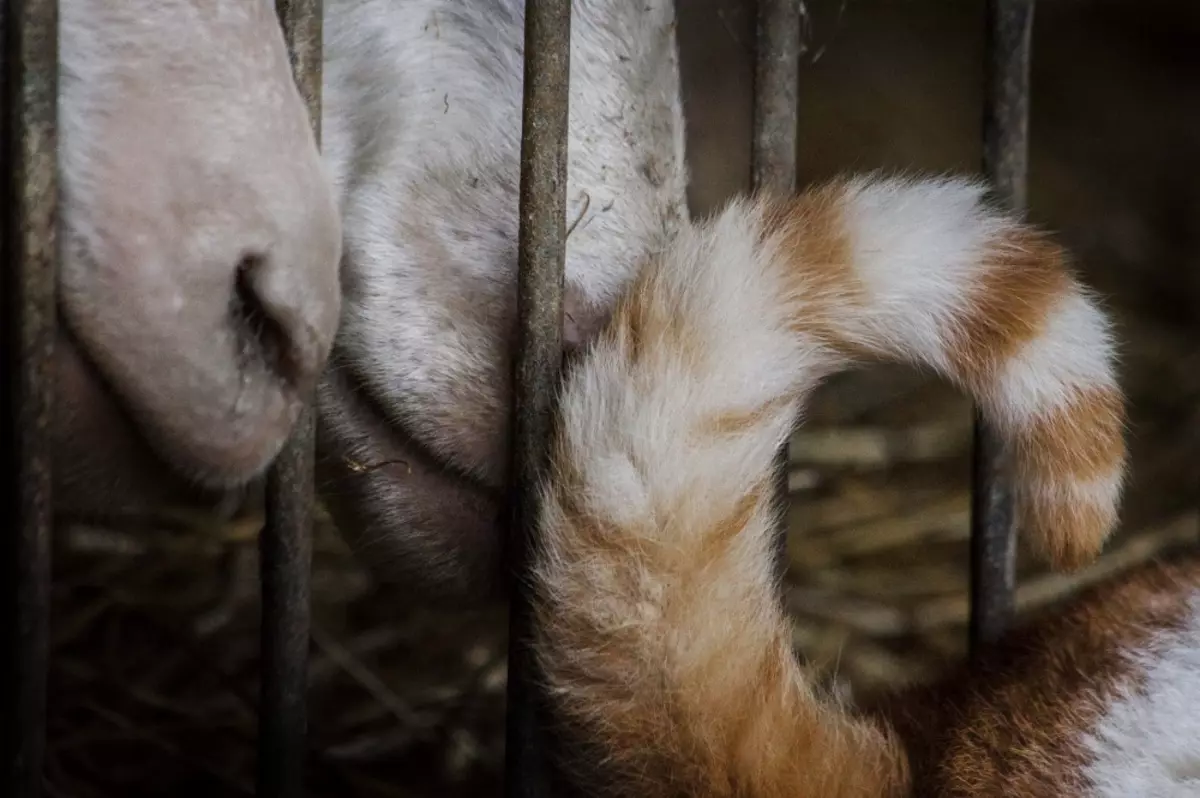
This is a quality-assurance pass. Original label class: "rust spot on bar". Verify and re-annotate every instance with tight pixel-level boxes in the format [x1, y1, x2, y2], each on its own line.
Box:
[970, 0, 1034, 663]
[1, 0, 58, 796]
[504, 2, 572, 797]
[257, 3, 323, 798]
[751, 0, 803, 585]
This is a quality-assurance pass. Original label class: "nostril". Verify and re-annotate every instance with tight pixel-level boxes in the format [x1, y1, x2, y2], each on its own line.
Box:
[231, 253, 303, 387]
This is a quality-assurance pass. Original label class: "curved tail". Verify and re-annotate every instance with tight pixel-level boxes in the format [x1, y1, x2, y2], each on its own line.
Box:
[529, 175, 1127, 796]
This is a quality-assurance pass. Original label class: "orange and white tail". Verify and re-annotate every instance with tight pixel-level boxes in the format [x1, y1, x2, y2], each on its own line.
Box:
[529, 174, 1127, 797]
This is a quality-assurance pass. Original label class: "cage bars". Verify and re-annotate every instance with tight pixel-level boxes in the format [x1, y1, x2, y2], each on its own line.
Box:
[969, 0, 1034, 661]
[1, 0, 58, 795]
[504, 1, 573, 796]
[257, 2, 325, 797]
[750, 0, 804, 581]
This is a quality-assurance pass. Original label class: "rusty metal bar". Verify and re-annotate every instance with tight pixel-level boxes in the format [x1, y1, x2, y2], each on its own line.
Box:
[0, 0, 58, 795]
[970, 0, 1033, 661]
[504, 1, 572, 796]
[257, 3, 323, 797]
[751, 0, 802, 581]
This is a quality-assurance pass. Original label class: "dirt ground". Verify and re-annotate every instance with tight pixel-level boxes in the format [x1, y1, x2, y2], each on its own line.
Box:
[45, 2, 1200, 796]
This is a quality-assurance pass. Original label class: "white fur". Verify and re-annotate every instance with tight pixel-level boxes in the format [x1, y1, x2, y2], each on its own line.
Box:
[1081, 593, 1200, 797]
[838, 175, 1006, 372]
[1034, 469, 1127, 509]
[314, 0, 690, 598]
[993, 288, 1120, 429]
[321, 0, 689, 482]
[559, 200, 820, 530]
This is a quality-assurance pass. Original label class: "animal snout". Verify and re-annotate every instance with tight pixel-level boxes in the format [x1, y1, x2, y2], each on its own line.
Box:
[191, 200, 345, 480]
[232, 247, 334, 394]
[53, 0, 343, 506]
[56, 166, 343, 492]
[181, 180, 344, 483]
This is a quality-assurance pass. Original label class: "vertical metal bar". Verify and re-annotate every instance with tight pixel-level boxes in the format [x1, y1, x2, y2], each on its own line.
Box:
[258, 3, 322, 797]
[969, 0, 1033, 660]
[0, 0, 58, 795]
[504, 2, 572, 797]
[750, 0, 802, 583]
[751, 0, 801, 195]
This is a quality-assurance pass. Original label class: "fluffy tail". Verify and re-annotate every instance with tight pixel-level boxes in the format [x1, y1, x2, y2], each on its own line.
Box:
[529, 175, 1127, 797]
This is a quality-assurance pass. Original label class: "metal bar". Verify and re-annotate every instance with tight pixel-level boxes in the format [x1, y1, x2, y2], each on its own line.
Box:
[750, 0, 802, 583]
[0, 0, 58, 795]
[751, 0, 801, 195]
[504, 1, 572, 796]
[257, 3, 323, 797]
[969, 0, 1033, 660]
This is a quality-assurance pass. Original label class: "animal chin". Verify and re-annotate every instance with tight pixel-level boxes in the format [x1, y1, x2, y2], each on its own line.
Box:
[53, 325, 289, 516]
[314, 368, 509, 602]
[145, 391, 301, 492]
